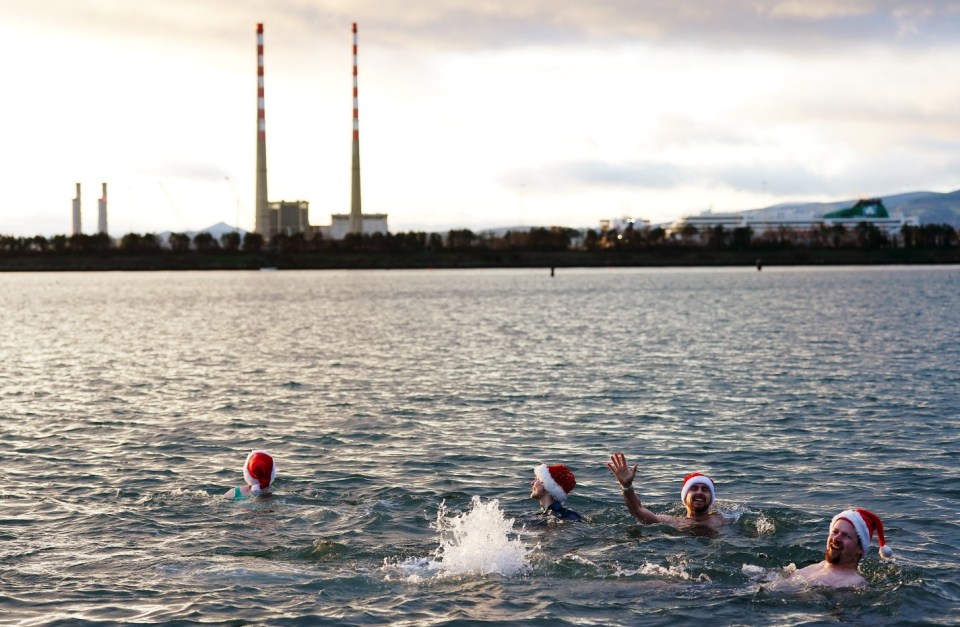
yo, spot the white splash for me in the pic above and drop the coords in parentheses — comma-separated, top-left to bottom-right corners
(430, 496, 531, 576)
(718, 504, 776, 535)
(614, 559, 710, 582)
(755, 513, 776, 535)
(385, 496, 531, 580)
(742, 562, 797, 585)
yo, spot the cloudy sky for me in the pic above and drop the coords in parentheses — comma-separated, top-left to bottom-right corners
(2, 1, 959, 236)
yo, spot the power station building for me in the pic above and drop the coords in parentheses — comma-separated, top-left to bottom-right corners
(269, 200, 310, 236)
(325, 212, 389, 240)
(253, 22, 387, 241)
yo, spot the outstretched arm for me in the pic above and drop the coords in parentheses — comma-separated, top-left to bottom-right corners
(607, 452, 668, 525)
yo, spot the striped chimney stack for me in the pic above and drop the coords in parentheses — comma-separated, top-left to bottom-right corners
(97, 183, 108, 235)
(348, 22, 363, 235)
(72, 183, 82, 235)
(254, 23, 271, 237)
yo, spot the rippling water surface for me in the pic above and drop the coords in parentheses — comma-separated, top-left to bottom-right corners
(2, 267, 958, 625)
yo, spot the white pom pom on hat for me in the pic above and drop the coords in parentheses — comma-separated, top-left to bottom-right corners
(243, 450, 276, 493)
(832, 508, 893, 559)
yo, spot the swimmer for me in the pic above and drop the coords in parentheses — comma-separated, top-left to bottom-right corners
(607, 452, 725, 529)
(781, 508, 893, 589)
(531, 463, 583, 521)
(224, 449, 276, 499)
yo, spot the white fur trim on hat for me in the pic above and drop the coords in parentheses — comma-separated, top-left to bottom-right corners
(534, 463, 569, 502)
(243, 449, 276, 492)
(680, 473, 715, 504)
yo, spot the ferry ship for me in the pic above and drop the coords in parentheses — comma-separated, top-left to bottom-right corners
(664, 198, 918, 240)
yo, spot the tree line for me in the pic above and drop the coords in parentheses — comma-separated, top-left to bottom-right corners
(0, 227, 579, 256)
(1, 222, 957, 258)
(588, 222, 959, 251)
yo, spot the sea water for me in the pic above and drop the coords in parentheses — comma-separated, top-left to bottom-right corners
(1, 266, 958, 624)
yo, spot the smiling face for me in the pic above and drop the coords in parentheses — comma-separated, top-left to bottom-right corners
(530, 477, 547, 501)
(826, 518, 863, 566)
(683, 482, 713, 514)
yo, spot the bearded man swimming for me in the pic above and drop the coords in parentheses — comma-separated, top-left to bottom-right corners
(607, 452, 725, 529)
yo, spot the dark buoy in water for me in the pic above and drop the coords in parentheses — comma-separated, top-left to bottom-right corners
(550, 266, 555, 277)
(756, 259, 762, 271)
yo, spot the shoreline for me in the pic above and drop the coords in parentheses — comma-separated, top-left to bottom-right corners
(1, 248, 958, 271)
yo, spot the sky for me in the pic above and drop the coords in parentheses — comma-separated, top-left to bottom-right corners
(2, 0, 959, 237)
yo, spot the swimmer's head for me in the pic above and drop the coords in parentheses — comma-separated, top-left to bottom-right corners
(533, 463, 576, 502)
(826, 517, 862, 566)
(831, 508, 893, 559)
(243, 450, 276, 495)
(680, 472, 715, 509)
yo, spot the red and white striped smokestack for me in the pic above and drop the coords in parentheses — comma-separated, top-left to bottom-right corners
(257, 23, 265, 142)
(348, 22, 363, 235)
(352, 22, 359, 143)
(254, 23, 271, 237)
(72, 183, 82, 235)
(98, 182, 108, 235)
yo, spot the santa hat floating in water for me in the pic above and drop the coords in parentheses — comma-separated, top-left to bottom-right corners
(832, 508, 893, 558)
(534, 463, 576, 502)
(243, 450, 276, 495)
(680, 472, 716, 504)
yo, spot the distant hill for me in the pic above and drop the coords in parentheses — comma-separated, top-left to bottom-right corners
(156, 222, 246, 245)
(743, 190, 960, 227)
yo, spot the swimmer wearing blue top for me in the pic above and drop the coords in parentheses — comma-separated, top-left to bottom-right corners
(531, 463, 583, 521)
(224, 449, 276, 499)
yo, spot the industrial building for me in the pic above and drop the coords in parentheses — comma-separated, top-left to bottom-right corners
(67, 24, 387, 241)
(253, 22, 387, 241)
(324, 213, 389, 240)
(269, 200, 310, 236)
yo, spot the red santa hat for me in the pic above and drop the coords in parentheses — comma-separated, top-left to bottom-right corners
(680, 472, 715, 504)
(243, 450, 276, 495)
(832, 508, 893, 559)
(534, 463, 576, 502)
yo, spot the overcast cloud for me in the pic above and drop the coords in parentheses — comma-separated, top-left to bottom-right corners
(1, 1, 958, 235)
